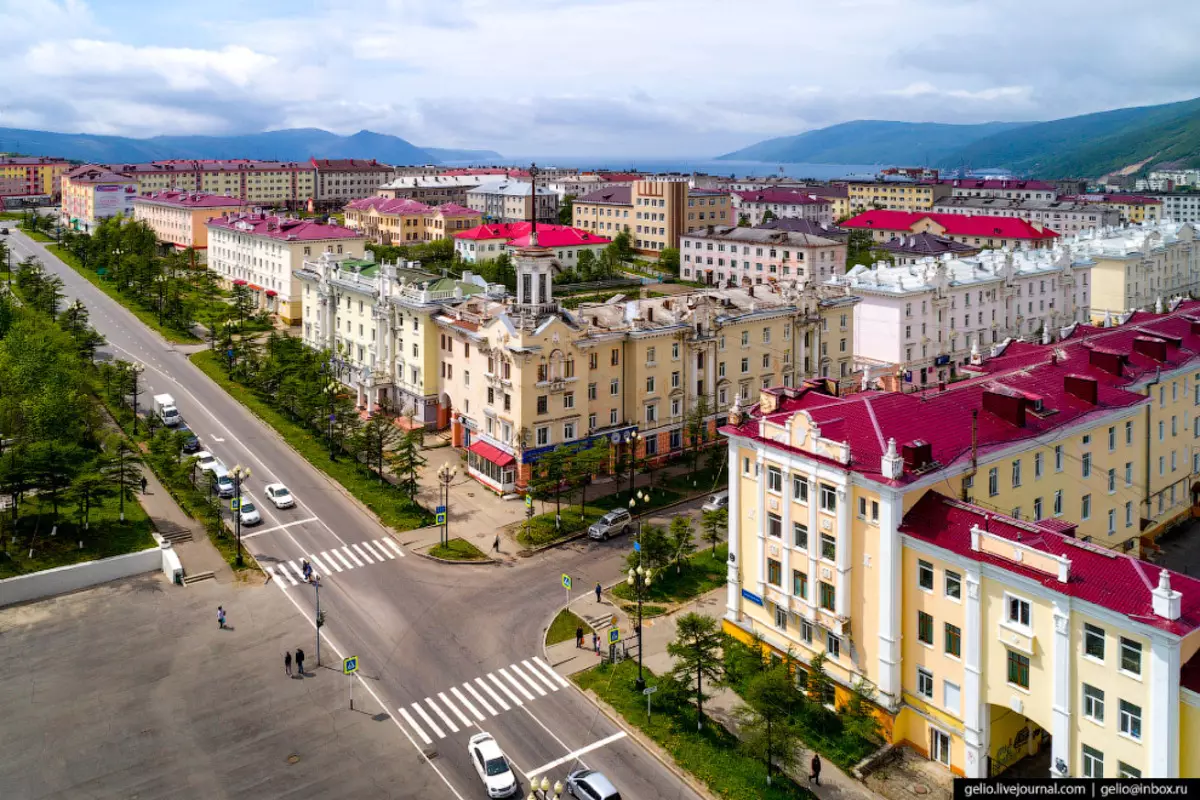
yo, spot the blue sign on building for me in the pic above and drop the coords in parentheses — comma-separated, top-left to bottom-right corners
(520, 425, 638, 464)
(741, 589, 764, 607)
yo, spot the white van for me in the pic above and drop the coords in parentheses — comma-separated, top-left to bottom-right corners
(212, 466, 235, 498)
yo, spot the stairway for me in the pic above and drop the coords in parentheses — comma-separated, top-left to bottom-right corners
(155, 521, 194, 545)
(182, 571, 215, 585)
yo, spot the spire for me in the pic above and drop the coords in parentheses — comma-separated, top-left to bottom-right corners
(528, 162, 540, 247)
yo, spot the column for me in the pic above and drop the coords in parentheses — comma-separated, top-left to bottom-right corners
(962, 568, 987, 778)
(835, 485, 850, 619)
(1149, 635, 1181, 777)
(780, 468, 792, 604)
(807, 477, 819, 612)
(756, 451, 767, 588)
(876, 487, 902, 708)
(1050, 602, 1071, 778)
(725, 442, 742, 622)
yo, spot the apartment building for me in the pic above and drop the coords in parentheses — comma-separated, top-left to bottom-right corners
(311, 158, 395, 210)
(758, 218, 848, 241)
(206, 212, 365, 324)
(376, 174, 484, 205)
(843, 210, 1061, 251)
(0, 156, 71, 203)
(1060, 195, 1163, 225)
(933, 197, 1120, 235)
(1148, 193, 1200, 224)
(1141, 170, 1200, 192)
(465, 179, 559, 224)
(799, 185, 853, 222)
(722, 313, 1200, 778)
(679, 226, 846, 286)
(61, 165, 139, 233)
(572, 185, 633, 237)
(829, 247, 1094, 386)
(453, 222, 609, 267)
(131, 191, 243, 258)
(91, 160, 316, 209)
(573, 181, 731, 256)
(732, 189, 833, 226)
(878, 232, 978, 266)
(342, 197, 480, 244)
(941, 179, 1058, 201)
(847, 181, 950, 213)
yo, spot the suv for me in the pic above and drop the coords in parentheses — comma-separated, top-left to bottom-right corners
(588, 509, 632, 541)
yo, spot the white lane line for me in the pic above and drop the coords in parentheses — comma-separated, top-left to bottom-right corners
(438, 692, 472, 728)
(318, 551, 343, 572)
(475, 677, 509, 711)
(382, 537, 405, 557)
(287, 560, 307, 581)
(521, 659, 561, 693)
(531, 657, 571, 690)
(486, 673, 522, 707)
(423, 697, 459, 733)
(452, 686, 485, 721)
(398, 708, 432, 745)
(367, 539, 394, 560)
(525, 732, 628, 778)
(307, 552, 333, 576)
(332, 549, 355, 570)
(275, 565, 298, 586)
(341, 546, 364, 567)
(240, 517, 319, 540)
(351, 543, 375, 564)
(411, 702, 446, 740)
(498, 668, 535, 701)
(508, 663, 547, 697)
(270, 566, 292, 589)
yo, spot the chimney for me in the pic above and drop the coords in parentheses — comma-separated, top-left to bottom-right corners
(1152, 569, 1183, 621)
(1190, 319, 1200, 337)
(646, 307, 654, 322)
(881, 438, 904, 479)
(1064, 374, 1099, 405)
(1132, 336, 1168, 362)
(901, 439, 933, 471)
(1088, 348, 1127, 376)
(982, 388, 1027, 427)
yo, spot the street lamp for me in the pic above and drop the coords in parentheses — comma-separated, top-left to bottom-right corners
(436, 463, 457, 547)
(624, 430, 640, 498)
(155, 274, 167, 326)
(325, 379, 339, 461)
(527, 776, 563, 800)
(129, 362, 145, 434)
(231, 464, 250, 567)
(627, 489, 652, 693)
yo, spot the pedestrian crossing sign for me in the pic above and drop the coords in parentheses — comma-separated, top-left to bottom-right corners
(435, 511, 446, 525)
(561, 573, 572, 590)
(230, 498, 241, 511)
(343, 656, 358, 675)
(525, 494, 533, 508)
(608, 628, 620, 645)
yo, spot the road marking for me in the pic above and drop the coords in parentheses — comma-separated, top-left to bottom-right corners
(451, 686, 485, 721)
(411, 702, 446, 740)
(318, 550, 343, 572)
(508, 663, 547, 697)
(274, 565, 297, 586)
(525, 732, 628, 778)
(423, 697, 459, 733)
(307, 552, 333, 576)
(240, 517, 319, 539)
(486, 673, 523, 707)
(332, 549, 355, 570)
(351, 543, 375, 563)
(531, 657, 571, 689)
(522, 659, 561, 693)
(361, 539, 388, 561)
(382, 537, 405, 557)
(341, 546, 364, 567)
(399, 708, 432, 745)
(475, 677, 509, 711)
(438, 692, 472, 727)
(287, 560, 306, 581)
(498, 668, 535, 701)
(365, 539, 392, 560)
(463, 681, 496, 716)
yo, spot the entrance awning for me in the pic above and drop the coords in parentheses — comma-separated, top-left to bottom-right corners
(468, 441, 515, 467)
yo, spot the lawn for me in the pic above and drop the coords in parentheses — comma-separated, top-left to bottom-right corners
(546, 608, 589, 645)
(620, 602, 667, 618)
(575, 661, 815, 800)
(612, 543, 728, 606)
(191, 350, 433, 532)
(663, 462, 726, 494)
(428, 537, 487, 561)
(0, 492, 157, 580)
(516, 484, 684, 549)
(18, 225, 55, 242)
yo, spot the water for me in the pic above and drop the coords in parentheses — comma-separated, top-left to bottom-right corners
(438, 156, 886, 181)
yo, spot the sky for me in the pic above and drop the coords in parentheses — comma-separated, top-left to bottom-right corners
(3, 0, 1200, 158)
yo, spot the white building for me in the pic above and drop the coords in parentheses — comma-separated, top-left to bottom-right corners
(933, 197, 1119, 235)
(942, 179, 1059, 201)
(465, 180, 559, 223)
(1148, 194, 1200, 224)
(827, 247, 1094, 387)
(731, 189, 834, 226)
(680, 225, 846, 287)
(1141, 170, 1200, 191)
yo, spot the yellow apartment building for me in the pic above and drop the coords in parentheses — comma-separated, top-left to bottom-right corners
(573, 181, 731, 257)
(848, 181, 950, 213)
(721, 301, 1200, 778)
(75, 160, 315, 209)
(0, 156, 70, 200)
(343, 196, 482, 244)
(132, 190, 243, 259)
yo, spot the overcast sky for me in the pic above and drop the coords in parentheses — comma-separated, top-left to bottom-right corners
(3, 0, 1200, 158)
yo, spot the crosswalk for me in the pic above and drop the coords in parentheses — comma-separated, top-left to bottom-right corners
(269, 537, 405, 587)
(396, 657, 570, 745)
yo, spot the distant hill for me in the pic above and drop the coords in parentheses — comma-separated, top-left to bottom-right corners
(420, 147, 504, 162)
(0, 127, 437, 165)
(717, 120, 1031, 165)
(937, 97, 1200, 177)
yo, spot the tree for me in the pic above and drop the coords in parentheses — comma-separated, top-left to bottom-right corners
(667, 612, 724, 729)
(761, 209, 778, 223)
(840, 679, 884, 744)
(658, 247, 680, 275)
(701, 506, 726, 554)
(738, 214, 751, 227)
(386, 430, 426, 501)
(722, 629, 768, 693)
(105, 436, 143, 522)
(230, 282, 254, 328)
(352, 415, 403, 484)
(558, 194, 576, 225)
(735, 663, 804, 785)
(575, 248, 598, 281)
(571, 441, 609, 514)
(669, 515, 697, 573)
(530, 445, 570, 523)
(684, 394, 711, 473)
(69, 465, 113, 532)
(806, 651, 834, 704)
(626, 522, 671, 573)
(609, 230, 634, 263)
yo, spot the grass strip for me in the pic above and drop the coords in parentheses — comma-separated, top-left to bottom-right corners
(546, 608, 590, 645)
(428, 537, 487, 561)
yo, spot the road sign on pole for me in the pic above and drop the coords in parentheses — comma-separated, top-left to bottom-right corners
(608, 628, 620, 645)
(561, 573, 572, 590)
(230, 498, 241, 511)
(610, 614, 618, 628)
(644, 684, 657, 718)
(435, 512, 446, 525)
(343, 656, 358, 675)
(525, 494, 533, 508)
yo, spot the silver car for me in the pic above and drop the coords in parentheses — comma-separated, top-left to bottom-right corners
(587, 509, 632, 541)
(566, 769, 621, 800)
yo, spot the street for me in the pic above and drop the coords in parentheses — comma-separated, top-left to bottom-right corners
(4, 226, 704, 800)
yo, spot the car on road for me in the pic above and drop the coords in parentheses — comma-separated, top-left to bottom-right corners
(177, 426, 200, 454)
(194, 451, 221, 473)
(0, 228, 8, 235)
(214, 468, 236, 498)
(565, 769, 621, 800)
(264, 483, 295, 509)
(467, 732, 518, 798)
(588, 508, 632, 541)
(701, 490, 729, 512)
(238, 500, 262, 526)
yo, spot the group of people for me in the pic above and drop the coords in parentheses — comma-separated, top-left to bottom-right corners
(284, 648, 305, 677)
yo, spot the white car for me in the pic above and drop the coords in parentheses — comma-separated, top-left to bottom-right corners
(264, 483, 295, 509)
(195, 451, 221, 473)
(468, 733, 518, 798)
(238, 500, 262, 526)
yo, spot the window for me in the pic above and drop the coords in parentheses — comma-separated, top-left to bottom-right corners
(917, 667, 934, 698)
(563, 391, 575, 409)
(774, 603, 788, 629)
(1118, 700, 1142, 740)
(1120, 637, 1142, 675)
(1081, 493, 1091, 520)
(944, 680, 961, 715)
(767, 513, 782, 538)
(1054, 489, 1063, 516)
(819, 581, 836, 611)
(1118, 763, 1141, 779)
(767, 466, 782, 492)
(1033, 496, 1044, 521)
(587, 382, 597, 400)
(610, 379, 619, 395)
(945, 623, 961, 657)
(819, 484, 837, 512)
(1055, 444, 1064, 471)
(1007, 650, 1030, 689)
(918, 560, 934, 591)
(1126, 420, 1134, 445)
(1082, 745, 1103, 778)
(800, 618, 813, 644)
(826, 632, 841, 660)
(563, 422, 576, 441)
(1108, 425, 1116, 451)
(988, 467, 999, 496)
(793, 570, 808, 598)
(645, 376, 655, 393)
(820, 533, 836, 560)
(945, 571, 962, 600)
(917, 611, 934, 645)
(793, 522, 808, 549)
(1034, 452, 1043, 479)
(537, 396, 548, 414)
(536, 426, 549, 446)
(767, 558, 782, 586)
(1084, 623, 1105, 660)
(1007, 595, 1031, 627)
(1011, 459, 1022, 487)
(1082, 684, 1105, 722)
(793, 477, 809, 504)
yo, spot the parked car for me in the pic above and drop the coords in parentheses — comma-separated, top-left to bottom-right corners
(213, 467, 235, 498)
(588, 508, 632, 541)
(264, 483, 295, 509)
(0, 227, 9, 235)
(178, 426, 200, 454)
(467, 732, 518, 798)
(565, 769, 621, 800)
(238, 500, 262, 526)
(701, 490, 729, 512)
(195, 451, 221, 473)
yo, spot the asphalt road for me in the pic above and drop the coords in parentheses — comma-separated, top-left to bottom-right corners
(5, 227, 703, 800)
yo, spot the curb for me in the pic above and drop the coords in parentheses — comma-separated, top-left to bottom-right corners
(411, 548, 498, 566)
(515, 489, 710, 557)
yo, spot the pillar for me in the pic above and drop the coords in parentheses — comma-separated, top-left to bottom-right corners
(1149, 635, 1181, 777)
(835, 485, 850, 619)
(725, 442, 742, 622)
(962, 568, 988, 777)
(1050, 602, 1071, 777)
(876, 487, 902, 708)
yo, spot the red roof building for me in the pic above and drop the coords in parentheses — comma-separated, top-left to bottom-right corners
(842, 209, 1060, 249)
(453, 222, 610, 265)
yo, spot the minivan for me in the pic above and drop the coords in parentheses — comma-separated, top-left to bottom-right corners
(212, 466, 235, 498)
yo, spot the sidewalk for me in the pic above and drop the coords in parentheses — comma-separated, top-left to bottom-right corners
(545, 582, 633, 675)
(135, 464, 231, 583)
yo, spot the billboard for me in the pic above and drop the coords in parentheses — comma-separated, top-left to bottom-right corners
(94, 183, 135, 219)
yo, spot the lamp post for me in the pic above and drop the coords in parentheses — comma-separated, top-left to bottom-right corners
(625, 430, 640, 499)
(325, 379, 339, 461)
(129, 361, 144, 434)
(436, 463, 457, 547)
(628, 490, 652, 692)
(527, 776, 564, 800)
(231, 464, 250, 567)
(314, 569, 325, 667)
(155, 274, 167, 327)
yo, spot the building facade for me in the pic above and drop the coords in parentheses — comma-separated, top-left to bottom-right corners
(376, 174, 484, 205)
(1149, 193, 1200, 224)
(732, 189, 834, 227)
(941, 179, 1058, 201)
(64, 160, 317, 209)
(843, 210, 1061, 251)
(342, 197, 481, 244)
(1060, 195, 1164, 225)
(573, 181, 732, 256)
(132, 191, 243, 257)
(879, 232, 979, 266)
(465, 180, 559, 224)
(206, 212, 365, 324)
(0, 156, 70, 203)
(680, 226, 846, 286)
(311, 158, 395, 210)
(453, 222, 609, 267)
(933, 197, 1120, 235)
(847, 181, 951, 213)
(61, 166, 140, 233)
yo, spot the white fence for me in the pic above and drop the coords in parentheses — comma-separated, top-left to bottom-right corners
(0, 545, 164, 608)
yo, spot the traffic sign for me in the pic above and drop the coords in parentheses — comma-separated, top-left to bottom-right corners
(561, 573, 572, 590)
(524, 494, 533, 508)
(608, 628, 620, 645)
(435, 512, 447, 525)
(343, 656, 358, 675)
(642, 686, 657, 696)
(610, 614, 618, 628)
(633, 541, 641, 552)
(436, 505, 447, 514)
(230, 498, 241, 511)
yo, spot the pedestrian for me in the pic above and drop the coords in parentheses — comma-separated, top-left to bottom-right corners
(295, 648, 305, 675)
(284, 651, 292, 677)
(493, 534, 500, 553)
(595, 582, 602, 603)
(809, 753, 822, 786)
(217, 606, 226, 629)
(302, 559, 313, 583)
(575, 625, 584, 648)
(140, 475, 148, 495)
(592, 632, 600, 654)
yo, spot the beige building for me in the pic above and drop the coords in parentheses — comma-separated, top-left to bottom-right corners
(933, 197, 1120, 235)
(680, 225, 846, 286)
(848, 181, 950, 213)
(342, 197, 481, 244)
(311, 158, 395, 210)
(132, 191, 243, 259)
(376, 174, 483, 206)
(465, 179, 559, 224)
(61, 165, 139, 234)
(75, 159, 316, 209)
(573, 181, 732, 256)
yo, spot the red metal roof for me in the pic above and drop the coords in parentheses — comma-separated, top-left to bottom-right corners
(842, 210, 1059, 240)
(455, 222, 609, 249)
(468, 440, 515, 467)
(133, 190, 242, 209)
(900, 492, 1200, 637)
(207, 212, 363, 242)
(344, 197, 433, 215)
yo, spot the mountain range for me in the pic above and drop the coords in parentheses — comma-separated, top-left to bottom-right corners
(0, 127, 502, 165)
(719, 97, 1200, 178)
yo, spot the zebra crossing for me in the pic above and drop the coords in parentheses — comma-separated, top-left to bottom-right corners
(396, 657, 570, 745)
(269, 537, 405, 587)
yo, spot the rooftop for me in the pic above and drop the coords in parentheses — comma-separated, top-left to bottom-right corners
(879, 232, 980, 257)
(380, 175, 488, 189)
(344, 196, 433, 215)
(455, 222, 610, 249)
(1056, 220, 1196, 259)
(65, 164, 137, 184)
(757, 218, 849, 239)
(132, 190, 243, 209)
(0, 157, 70, 166)
(681, 224, 841, 248)
(432, 203, 480, 217)
(1060, 194, 1164, 206)
(310, 158, 392, 171)
(94, 159, 312, 174)
(842, 210, 1061, 240)
(733, 189, 831, 206)
(937, 179, 1058, 192)
(576, 186, 633, 206)
(934, 197, 1117, 213)
(207, 212, 364, 242)
(467, 180, 557, 197)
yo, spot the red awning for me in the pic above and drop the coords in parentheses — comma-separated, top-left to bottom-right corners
(248, 284, 264, 291)
(468, 441, 515, 467)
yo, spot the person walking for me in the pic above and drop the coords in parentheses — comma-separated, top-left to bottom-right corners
(595, 582, 602, 603)
(295, 648, 305, 675)
(592, 631, 600, 654)
(493, 534, 500, 553)
(575, 625, 584, 648)
(217, 606, 226, 629)
(284, 651, 292, 677)
(302, 559, 313, 583)
(140, 475, 148, 495)
(809, 753, 822, 786)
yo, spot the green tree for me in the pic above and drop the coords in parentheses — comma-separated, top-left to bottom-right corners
(684, 394, 711, 473)
(626, 522, 672, 573)
(386, 430, 426, 501)
(722, 630, 768, 693)
(105, 436, 144, 522)
(571, 441, 609, 514)
(761, 209, 778, 223)
(575, 248, 597, 281)
(669, 515, 697, 573)
(230, 283, 254, 329)
(667, 612, 724, 729)
(806, 650, 833, 704)
(840, 679, 884, 744)
(69, 464, 114, 532)
(558, 194, 576, 225)
(531, 445, 570, 523)
(738, 214, 751, 227)
(658, 247, 680, 275)
(701, 506, 726, 554)
(609, 230, 634, 262)
(352, 415, 404, 484)
(734, 663, 804, 785)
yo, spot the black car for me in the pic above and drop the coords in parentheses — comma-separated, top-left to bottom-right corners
(178, 426, 201, 453)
